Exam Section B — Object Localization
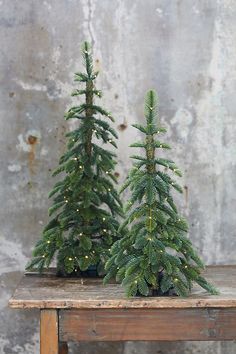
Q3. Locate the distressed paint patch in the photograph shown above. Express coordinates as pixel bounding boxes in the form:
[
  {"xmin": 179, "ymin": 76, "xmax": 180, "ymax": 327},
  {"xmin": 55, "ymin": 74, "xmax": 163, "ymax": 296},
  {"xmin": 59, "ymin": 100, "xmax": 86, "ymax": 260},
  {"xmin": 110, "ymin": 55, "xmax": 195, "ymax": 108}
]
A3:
[
  {"xmin": 14, "ymin": 79, "xmax": 47, "ymax": 93},
  {"xmin": 16, "ymin": 130, "xmax": 41, "ymax": 153},
  {"xmin": 0, "ymin": 238, "xmax": 28, "ymax": 275},
  {"xmin": 7, "ymin": 164, "xmax": 22, "ymax": 172}
]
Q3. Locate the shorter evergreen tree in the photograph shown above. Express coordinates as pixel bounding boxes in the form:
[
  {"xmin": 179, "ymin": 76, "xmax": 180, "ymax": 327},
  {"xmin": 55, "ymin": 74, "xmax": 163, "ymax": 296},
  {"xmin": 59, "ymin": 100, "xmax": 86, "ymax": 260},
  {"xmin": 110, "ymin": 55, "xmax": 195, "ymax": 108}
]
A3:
[
  {"xmin": 26, "ymin": 42, "xmax": 123, "ymax": 276},
  {"xmin": 104, "ymin": 90, "xmax": 218, "ymax": 297}
]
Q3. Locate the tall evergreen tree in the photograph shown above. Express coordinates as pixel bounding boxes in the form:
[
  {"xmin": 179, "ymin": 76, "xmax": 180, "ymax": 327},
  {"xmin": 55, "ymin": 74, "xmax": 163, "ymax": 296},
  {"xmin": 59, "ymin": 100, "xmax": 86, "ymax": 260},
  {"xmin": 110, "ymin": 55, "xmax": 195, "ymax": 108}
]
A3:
[
  {"xmin": 26, "ymin": 42, "xmax": 123, "ymax": 276},
  {"xmin": 104, "ymin": 90, "xmax": 218, "ymax": 297}
]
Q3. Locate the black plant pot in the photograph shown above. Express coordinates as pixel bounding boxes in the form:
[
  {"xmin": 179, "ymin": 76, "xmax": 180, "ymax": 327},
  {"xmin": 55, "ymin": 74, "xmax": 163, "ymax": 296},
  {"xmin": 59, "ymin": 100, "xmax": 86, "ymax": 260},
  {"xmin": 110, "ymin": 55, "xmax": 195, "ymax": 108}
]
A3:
[
  {"xmin": 136, "ymin": 271, "xmax": 177, "ymax": 297},
  {"xmin": 57, "ymin": 265, "xmax": 100, "ymax": 278}
]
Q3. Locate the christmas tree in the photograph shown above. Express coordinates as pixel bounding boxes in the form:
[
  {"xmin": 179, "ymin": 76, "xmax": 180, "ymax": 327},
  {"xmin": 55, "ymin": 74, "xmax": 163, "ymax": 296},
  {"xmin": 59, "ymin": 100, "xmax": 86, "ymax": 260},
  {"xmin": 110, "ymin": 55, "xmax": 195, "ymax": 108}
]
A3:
[
  {"xmin": 26, "ymin": 42, "xmax": 123, "ymax": 276},
  {"xmin": 104, "ymin": 90, "xmax": 218, "ymax": 297}
]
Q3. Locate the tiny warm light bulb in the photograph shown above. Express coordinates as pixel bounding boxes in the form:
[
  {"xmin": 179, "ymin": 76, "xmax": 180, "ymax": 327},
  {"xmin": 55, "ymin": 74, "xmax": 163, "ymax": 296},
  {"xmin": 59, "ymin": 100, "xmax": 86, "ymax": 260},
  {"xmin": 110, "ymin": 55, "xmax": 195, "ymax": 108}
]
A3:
[
  {"xmin": 108, "ymin": 188, "xmax": 111, "ymax": 191},
  {"xmin": 157, "ymin": 130, "xmax": 160, "ymax": 133},
  {"xmin": 149, "ymin": 216, "xmax": 152, "ymax": 219},
  {"xmin": 102, "ymin": 217, "xmax": 106, "ymax": 221},
  {"xmin": 135, "ymin": 280, "xmax": 138, "ymax": 283},
  {"xmin": 65, "ymin": 200, "xmax": 68, "ymax": 203},
  {"xmin": 108, "ymin": 140, "xmax": 112, "ymax": 143},
  {"xmin": 92, "ymin": 250, "xmax": 95, "ymax": 254},
  {"xmin": 79, "ymin": 233, "xmax": 83, "ymax": 236},
  {"xmin": 79, "ymin": 165, "xmax": 83, "ymax": 169},
  {"xmin": 178, "ymin": 218, "xmax": 181, "ymax": 221},
  {"xmin": 103, "ymin": 229, "xmax": 107, "ymax": 232},
  {"xmin": 160, "ymin": 144, "xmax": 163, "ymax": 148},
  {"xmin": 85, "ymin": 256, "xmax": 88, "ymax": 259},
  {"xmin": 106, "ymin": 171, "xmax": 109, "ymax": 174},
  {"xmin": 76, "ymin": 209, "xmax": 79, "ymax": 212},
  {"xmin": 42, "ymin": 255, "xmax": 45, "ymax": 258},
  {"xmin": 174, "ymin": 278, "xmax": 178, "ymax": 282},
  {"xmin": 160, "ymin": 250, "xmax": 163, "ymax": 253},
  {"xmin": 184, "ymin": 265, "xmax": 188, "ymax": 269},
  {"xmin": 150, "ymin": 107, "xmax": 153, "ymax": 110},
  {"xmin": 68, "ymin": 257, "xmax": 73, "ymax": 261},
  {"xmin": 47, "ymin": 240, "xmax": 50, "ymax": 244}
]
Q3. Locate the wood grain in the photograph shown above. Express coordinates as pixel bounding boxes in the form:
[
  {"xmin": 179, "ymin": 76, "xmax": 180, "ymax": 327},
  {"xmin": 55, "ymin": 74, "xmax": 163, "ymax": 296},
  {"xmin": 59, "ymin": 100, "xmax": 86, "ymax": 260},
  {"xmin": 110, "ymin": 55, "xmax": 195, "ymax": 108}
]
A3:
[
  {"xmin": 8, "ymin": 266, "xmax": 236, "ymax": 309},
  {"xmin": 59, "ymin": 308, "xmax": 236, "ymax": 341},
  {"xmin": 40, "ymin": 310, "xmax": 58, "ymax": 354}
]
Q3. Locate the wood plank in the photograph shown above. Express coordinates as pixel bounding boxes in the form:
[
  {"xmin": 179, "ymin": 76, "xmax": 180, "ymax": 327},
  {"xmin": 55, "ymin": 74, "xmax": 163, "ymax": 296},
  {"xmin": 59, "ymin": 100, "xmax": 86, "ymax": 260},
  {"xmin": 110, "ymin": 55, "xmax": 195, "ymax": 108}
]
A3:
[
  {"xmin": 40, "ymin": 310, "xmax": 59, "ymax": 354},
  {"xmin": 59, "ymin": 308, "xmax": 236, "ymax": 341},
  {"xmin": 9, "ymin": 266, "xmax": 236, "ymax": 309}
]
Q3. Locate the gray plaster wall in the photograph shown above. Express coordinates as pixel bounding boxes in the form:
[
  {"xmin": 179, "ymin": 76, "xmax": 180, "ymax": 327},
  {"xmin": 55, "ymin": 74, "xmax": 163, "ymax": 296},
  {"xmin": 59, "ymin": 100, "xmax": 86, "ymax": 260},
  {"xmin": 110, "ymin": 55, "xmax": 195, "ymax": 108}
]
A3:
[{"xmin": 0, "ymin": 0, "xmax": 236, "ymax": 353}]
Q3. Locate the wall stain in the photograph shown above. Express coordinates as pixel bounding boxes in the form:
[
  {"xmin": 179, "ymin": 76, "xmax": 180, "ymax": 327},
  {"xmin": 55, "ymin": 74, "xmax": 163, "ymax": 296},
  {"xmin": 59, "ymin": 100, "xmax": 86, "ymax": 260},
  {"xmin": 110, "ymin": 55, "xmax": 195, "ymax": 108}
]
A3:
[
  {"xmin": 118, "ymin": 118, "xmax": 128, "ymax": 131},
  {"xmin": 27, "ymin": 135, "xmax": 39, "ymax": 174},
  {"xmin": 184, "ymin": 185, "xmax": 188, "ymax": 208}
]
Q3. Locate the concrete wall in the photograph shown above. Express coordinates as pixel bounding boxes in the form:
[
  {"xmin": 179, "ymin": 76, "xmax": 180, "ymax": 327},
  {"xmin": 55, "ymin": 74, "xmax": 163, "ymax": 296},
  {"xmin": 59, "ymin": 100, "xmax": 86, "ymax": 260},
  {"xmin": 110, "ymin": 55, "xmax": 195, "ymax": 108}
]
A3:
[{"xmin": 1, "ymin": 0, "xmax": 236, "ymax": 353}]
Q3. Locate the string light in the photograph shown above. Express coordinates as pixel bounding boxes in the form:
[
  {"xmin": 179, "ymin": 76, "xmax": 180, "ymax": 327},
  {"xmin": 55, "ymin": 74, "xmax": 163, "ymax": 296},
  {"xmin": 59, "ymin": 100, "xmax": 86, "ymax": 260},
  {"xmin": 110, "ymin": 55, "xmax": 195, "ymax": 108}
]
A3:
[
  {"xmin": 79, "ymin": 233, "xmax": 83, "ymax": 236},
  {"xmin": 106, "ymin": 171, "xmax": 109, "ymax": 174},
  {"xmin": 47, "ymin": 240, "xmax": 51, "ymax": 244},
  {"xmin": 184, "ymin": 265, "xmax": 188, "ymax": 269},
  {"xmin": 178, "ymin": 218, "xmax": 181, "ymax": 221},
  {"xmin": 150, "ymin": 107, "xmax": 153, "ymax": 110},
  {"xmin": 72, "ymin": 139, "xmax": 75, "ymax": 142},
  {"xmin": 160, "ymin": 144, "xmax": 163, "ymax": 148},
  {"xmin": 160, "ymin": 250, "xmax": 163, "ymax": 253},
  {"xmin": 157, "ymin": 130, "xmax": 160, "ymax": 134},
  {"xmin": 76, "ymin": 209, "xmax": 79, "ymax": 212},
  {"xmin": 73, "ymin": 157, "xmax": 78, "ymax": 161},
  {"xmin": 68, "ymin": 257, "xmax": 73, "ymax": 261},
  {"xmin": 108, "ymin": 248, "xmax": 111, "ymax": 251},
  {"xmin": 148, "ymin": 216, "xmax": 152, "ymax": 220},
  {"xmin": 135, "ymin": 280, "xmax": 138, "ymax": 283},
  {"xmin": 165, "ymin": 197, "xmax": 168, "ymax": 201},
  {"xmin": 171, "ymin": 182, "xmax": 174, "ymax": 185},
  {"xmin": 42, "ymin": 255, "xmax": 45, "ymax": 258},
  {"xmin": 102, "ymin": 217, "xmax": 106, "ymax": 221},
  {"xmin": 79, "ymin": 165, "xmax": 83, "ymax": 169},
  {"xmin": 65, "ymin": 200, "xmax": 68, "ymax": 203},
  {"xmin": 84, "ymin": 50, "xmax": 88, "ymax": 54},
  {"xmin": 85, "ymin": 255, "xmax": 88, "ymax": 259},
  {"xmin": 108, "ymin": 188, "xmax": 111, "ymax": 191},
  {"xmin": 92, "ymin": 250, "xmax": 95, "ymax": 254},
  {"xmin": 103, "ymin": 229, "xmax": 107, "ymax": 232},
  {"xmin": 174, "ymin": 278, "xmax": 178, "ymax": 282}
]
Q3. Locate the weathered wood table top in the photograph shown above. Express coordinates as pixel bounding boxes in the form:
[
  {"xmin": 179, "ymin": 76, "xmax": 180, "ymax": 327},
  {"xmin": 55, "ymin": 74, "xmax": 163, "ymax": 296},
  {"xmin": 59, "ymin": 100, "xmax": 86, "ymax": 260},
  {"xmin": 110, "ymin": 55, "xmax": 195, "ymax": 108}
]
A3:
[
  {"xmin": 9, "ymin": 265, "xmax": 236, "ymax": 309},
  {"xmin": 9, "ymin": 265, "xmax": 236, "ymax": 353}
]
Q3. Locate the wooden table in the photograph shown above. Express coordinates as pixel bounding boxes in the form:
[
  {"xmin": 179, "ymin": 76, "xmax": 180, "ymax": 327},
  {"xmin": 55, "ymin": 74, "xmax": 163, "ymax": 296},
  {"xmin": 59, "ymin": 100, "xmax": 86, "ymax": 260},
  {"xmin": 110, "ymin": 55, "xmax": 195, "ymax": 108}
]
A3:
[{"xmin": 8, "ymin": 265, "xmax": 236, "ymax": 354}]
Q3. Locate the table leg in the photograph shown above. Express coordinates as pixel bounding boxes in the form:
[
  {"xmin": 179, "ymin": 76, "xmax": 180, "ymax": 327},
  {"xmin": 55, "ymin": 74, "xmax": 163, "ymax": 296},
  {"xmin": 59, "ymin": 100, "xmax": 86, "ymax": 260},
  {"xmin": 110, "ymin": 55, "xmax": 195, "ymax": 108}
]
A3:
[
  {"xmin": 59, "ymin": 342, "xmax": 68, "ymax": 354},
  {"xmin": 40, "ymin": 309, "xmax": 59, "ymax": 354}
]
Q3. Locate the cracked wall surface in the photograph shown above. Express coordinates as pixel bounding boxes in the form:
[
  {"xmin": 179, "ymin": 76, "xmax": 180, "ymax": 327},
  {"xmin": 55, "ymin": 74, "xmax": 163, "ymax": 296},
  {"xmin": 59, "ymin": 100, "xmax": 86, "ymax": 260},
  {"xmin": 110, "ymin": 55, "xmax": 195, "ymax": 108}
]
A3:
[{"xmin": 1, "ymin": 0, "xmax": 236, "ymax": 353}]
